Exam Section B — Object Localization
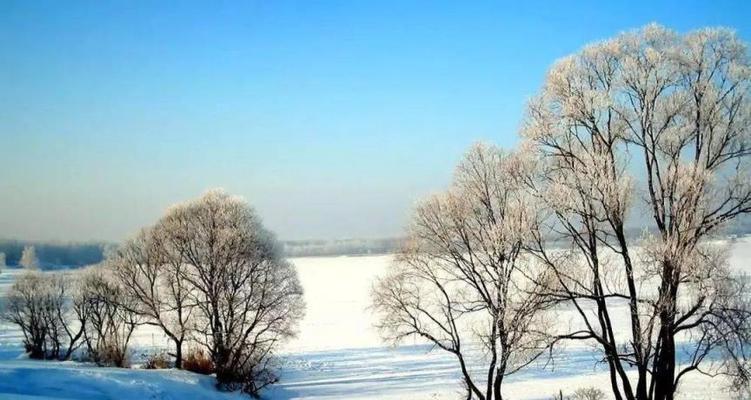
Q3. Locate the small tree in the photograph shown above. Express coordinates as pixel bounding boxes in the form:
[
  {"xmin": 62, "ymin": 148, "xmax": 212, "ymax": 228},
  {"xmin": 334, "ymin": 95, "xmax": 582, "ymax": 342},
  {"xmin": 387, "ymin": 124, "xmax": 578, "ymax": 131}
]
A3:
[
  {"xmin": 372, "ymin": 144, "xmax": 553, "ymax": 400},
  {"xmin": 20, "ymin": 245, "xmax": 39, "ymax": 270},
  {"xmin": 3, "ymin": 272, "xmax": 49, "ymax": 358},
  {"xmin": 44, "ymin": 272, "xmax": 86, "ymax": 360},
  {"xmin": 109, "ymin": 227, "xmax": 195, "ymax": 368},
  {"xmin": 78, "ymin": 267, "xmax": 140, "ymax": 367},
  {"xmin": 2, "ymin": 271, "xmax": 85, "ymax": 360},
  {"xmin": 0, "ymin": 252, "xmax": 6, "ymax": 273}
]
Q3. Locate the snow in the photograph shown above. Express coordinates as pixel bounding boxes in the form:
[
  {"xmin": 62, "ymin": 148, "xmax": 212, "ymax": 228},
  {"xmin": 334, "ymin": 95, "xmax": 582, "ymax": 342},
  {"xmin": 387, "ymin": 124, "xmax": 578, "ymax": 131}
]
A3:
[
  {"xmin": 1, "ymin": 238, "xmax": 749, "ymax": 399},
  {"xmin": 284, "ymin": 255, "xmax": 390, "ymax": 353},
  {"xmin": 0, "ymin": 359, "xmax": 243, "ymax": 400}
]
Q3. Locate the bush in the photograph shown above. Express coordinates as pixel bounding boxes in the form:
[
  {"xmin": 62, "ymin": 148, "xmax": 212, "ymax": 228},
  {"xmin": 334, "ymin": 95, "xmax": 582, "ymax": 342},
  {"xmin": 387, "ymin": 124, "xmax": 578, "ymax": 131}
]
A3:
[
  {"xmin": 214, "ymin": 350, "xmax": 280, "ymax": 398},
  {"xmin": 143, "ymin": 352, "xmax": 171, "ymax": 369},
  {"xmin": 552, "ymin": 387, "xmax": 606, "ymax": 400},
  {"xmin": 183, "ymin": 348, "xmax": 214, "ymax": 375},
  {"xmin": 77, "ymin": 342, "xmax": 131, "ymax": 368},
  {"xmin": 571, "ymin": 387, "xmax": 606, "ymax": 400}
]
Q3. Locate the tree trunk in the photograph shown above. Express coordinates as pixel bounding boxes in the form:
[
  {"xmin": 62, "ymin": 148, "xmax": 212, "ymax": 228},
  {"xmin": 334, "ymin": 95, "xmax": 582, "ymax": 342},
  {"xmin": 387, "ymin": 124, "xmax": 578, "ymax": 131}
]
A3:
[
  {"xmin": 653, "ymin": 260, "xmax": 678, "ymax": 400},
  {"xmin": 614, "ymin": 227, "xmax": 649, "ymax": 400},
  {"xmin": 174, "ymin": 339, "xmax": 183, "ymax": 369},
  {"xmin": 652, "ymin": 325, "xmax": 676, "ymax": 400},
  {"xmin": 493, "ymin": 373, "xmax": 503, "ymax": 400}
]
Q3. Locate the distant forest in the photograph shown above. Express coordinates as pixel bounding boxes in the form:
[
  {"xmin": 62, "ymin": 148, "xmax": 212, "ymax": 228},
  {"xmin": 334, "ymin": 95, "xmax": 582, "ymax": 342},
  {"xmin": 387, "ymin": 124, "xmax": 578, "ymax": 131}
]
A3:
[
  {"xmin": 0, "ymin": 237, "xmax": 405, "ymax": 268},
  {"xmin": 2, "ymin": 219, "xmax": 749, "ymax": 268},
  {"xmin": 0, "ymin": 240, "xmax": 109, "ymax": 268},
  {"xmin": 281, "ymin": 238, "xmax": 403, "ymax": 257}
]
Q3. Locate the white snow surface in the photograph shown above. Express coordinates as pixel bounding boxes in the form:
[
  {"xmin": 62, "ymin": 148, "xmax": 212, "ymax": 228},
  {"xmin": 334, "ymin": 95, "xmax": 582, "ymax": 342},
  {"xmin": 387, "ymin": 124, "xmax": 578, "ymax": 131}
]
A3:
[{"xmin": 1, "ymin": 237, "xmax": 749, "ymax": 399}]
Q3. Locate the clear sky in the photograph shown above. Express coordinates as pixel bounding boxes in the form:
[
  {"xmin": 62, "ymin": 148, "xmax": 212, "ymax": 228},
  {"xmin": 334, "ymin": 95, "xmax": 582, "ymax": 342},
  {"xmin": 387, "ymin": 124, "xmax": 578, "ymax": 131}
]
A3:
[{"xmin": 1, "ymin": 1, "xmax": 750, "ymax": 242}]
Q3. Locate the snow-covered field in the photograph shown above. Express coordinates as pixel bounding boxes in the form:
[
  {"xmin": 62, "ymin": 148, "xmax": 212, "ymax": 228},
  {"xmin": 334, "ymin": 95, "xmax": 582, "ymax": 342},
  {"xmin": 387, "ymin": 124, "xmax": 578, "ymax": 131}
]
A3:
[{"xmin": 1, "ymin": 238, "xmax": 749, "ymax": 399}]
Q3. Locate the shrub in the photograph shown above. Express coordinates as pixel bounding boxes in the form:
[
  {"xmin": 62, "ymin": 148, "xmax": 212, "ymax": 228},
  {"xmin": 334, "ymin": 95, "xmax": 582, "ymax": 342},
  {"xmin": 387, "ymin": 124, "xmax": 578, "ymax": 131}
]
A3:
[
  {"xmin": 214, "ymin": 350, "xmax": 281, "ymax": 398},
  {"xmin": 183, "ymin": 348, "xmax": 214, "ymax": 375},
  {"xmin": 571, "ymin": 387, "xmax": 606, "ymax": 400},
  {"xmin": 93, "ymin": 342, "xmax": 131, "ymax": 368},
  {"xmin": 143, "ymin": 352, "xmax": 171, "ymax": 369},
  {"xmin": 552, "ymin": 387, "xmax": 606, "ymax": 400}
]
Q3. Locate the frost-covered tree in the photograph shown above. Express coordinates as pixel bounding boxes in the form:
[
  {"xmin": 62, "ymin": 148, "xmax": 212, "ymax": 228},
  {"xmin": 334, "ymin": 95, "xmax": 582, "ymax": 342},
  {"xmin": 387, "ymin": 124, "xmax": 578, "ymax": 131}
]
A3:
[
  {"xmin": 372, "ymin": 144, "xmax": 553, "ymax": 400},
  {"xmin": 3, "ymin": 272, "xmax": 49, "ymax": 358},
  {"xmin": 0, "ymin": 252, "xmax": 6, "ymax": 272},
  {"xmin": 20, "ymin": 245, "xmax": 39, "ymax": 270},
  {"xmin": 43, "ymin": 272, "xmax": 87, "ymax": 360},
  {"xmin": 522, "ymin": 24, "xmax": 751, "ymax": 400},
  {"xmin": 157, "ymin": 190, "xmax": 304, "ymax": 397},
  {"xmin": 109, "ymin": 227, "xmax": 195, "ymax": 369},
  {"xmin": 2, "ymin": 271, "xmax": 85, "ymax": 360},
  {"xmin": 78, "ymin": 267, "xmax": 141, "ymax": 367}
]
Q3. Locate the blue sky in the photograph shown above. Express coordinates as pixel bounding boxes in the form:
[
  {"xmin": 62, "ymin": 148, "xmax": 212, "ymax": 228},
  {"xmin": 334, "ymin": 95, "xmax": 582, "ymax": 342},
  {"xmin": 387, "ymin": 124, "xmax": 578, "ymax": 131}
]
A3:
[{"xmin": 1, "ymin": 1, "xmax": 750, "ymax": 242}]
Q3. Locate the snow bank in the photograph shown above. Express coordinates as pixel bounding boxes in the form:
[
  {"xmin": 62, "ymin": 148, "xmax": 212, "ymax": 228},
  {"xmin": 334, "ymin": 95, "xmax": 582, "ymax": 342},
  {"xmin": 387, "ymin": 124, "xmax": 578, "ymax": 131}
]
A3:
[{"xmin": 0, "ymin": 359, "xmax": 242, "ymax": 400}]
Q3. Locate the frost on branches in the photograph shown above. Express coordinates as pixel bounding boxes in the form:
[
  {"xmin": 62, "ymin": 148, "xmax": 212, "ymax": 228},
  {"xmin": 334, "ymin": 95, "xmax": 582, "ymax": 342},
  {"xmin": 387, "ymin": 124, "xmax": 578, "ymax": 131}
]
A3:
[
  {"xmin": 521, "ymin": 24, "xmax": 751, "ymax": 400},
  {"xmin": 372, "ymin": 143, "xmax": 554, "ymax": 400}
]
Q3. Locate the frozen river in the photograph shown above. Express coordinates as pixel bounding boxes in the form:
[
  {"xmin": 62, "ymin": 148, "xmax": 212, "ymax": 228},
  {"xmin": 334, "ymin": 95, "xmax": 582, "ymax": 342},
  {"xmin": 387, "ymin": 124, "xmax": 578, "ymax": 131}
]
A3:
[{"xmin": 1, "ymin": 237, "xmax": 749, "ymax": 399}]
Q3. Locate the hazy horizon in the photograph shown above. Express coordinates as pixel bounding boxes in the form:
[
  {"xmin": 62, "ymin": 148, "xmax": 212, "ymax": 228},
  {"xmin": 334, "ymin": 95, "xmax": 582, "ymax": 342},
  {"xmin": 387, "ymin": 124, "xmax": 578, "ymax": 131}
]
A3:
[{"xmin": 2, "ymin": 1, "xmax": 751, "ymax": 243}]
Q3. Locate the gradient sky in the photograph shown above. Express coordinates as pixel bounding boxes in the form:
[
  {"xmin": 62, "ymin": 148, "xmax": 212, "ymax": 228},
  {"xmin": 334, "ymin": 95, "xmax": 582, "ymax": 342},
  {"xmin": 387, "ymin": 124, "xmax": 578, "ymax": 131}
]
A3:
[{"xmin": 1, "ymin": 1, "xmax": 750, "ymax": 242}]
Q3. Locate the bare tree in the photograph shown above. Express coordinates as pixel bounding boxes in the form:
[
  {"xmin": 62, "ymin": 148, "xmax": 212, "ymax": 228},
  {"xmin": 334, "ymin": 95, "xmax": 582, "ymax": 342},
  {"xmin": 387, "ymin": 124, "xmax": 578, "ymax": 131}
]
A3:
[
  {"xmin": 108, "ymin": 227, "xmax": 195, "ymax": 368},
  {"xmin": 521, "ymin": 24, "xmax": 751, "ymax": 400},
  {"xmin": 78, "ymin": 267, "xmax": 141, "ymax": 367},
  {"xmin": 157, "ymin": 189, "xmax": 305, "ymax": 397},
  {"xmin": 20, "ymin": 245, "xmax": 39, "ymax": 270},
  {"xmin": 43, "ymin": 272, "xmax": 86, "ymax": 360},
  {"xmin": 3, "ymin": 272, "xmax": 49, "ymax": 358},
  {"xmin": 2, "ymin": 271, "xmax": 85, "ymax": 360},
  {"xmin": 372, "ymin": 144, "xmax": 553, "ymax": 400}
]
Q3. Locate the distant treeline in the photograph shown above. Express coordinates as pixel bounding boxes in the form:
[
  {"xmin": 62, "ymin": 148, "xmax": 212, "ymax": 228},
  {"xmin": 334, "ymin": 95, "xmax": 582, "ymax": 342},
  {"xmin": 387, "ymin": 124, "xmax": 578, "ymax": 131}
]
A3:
[
  {"xmin": 0, "ymin": 237, "xmax": 405, "ymax": 266},
  {"xmin": 2, "ymin": 220, "xmax": 749, "ymax": 266},
  {"xmin": 282, "ymin": 238, "xmax": 403, "ymax": 257},
  {"xmin": 0, "ymin": 239, "xmax": 109, "ymax": 267}
]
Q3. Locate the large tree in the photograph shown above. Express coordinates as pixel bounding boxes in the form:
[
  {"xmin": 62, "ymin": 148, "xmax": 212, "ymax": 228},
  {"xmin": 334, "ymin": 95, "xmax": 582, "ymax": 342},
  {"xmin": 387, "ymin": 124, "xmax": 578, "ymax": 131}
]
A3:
[
  {"xmin": 157, "ymin": 190, "xmax": 304, "ymax": 397},
  {"xmin": 372, "ymin": 143, "xmax": 553, "ymax": 400},
  {"xmin": 522, "ymin": 24, "xmax": 751, "ymax": 400}
]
